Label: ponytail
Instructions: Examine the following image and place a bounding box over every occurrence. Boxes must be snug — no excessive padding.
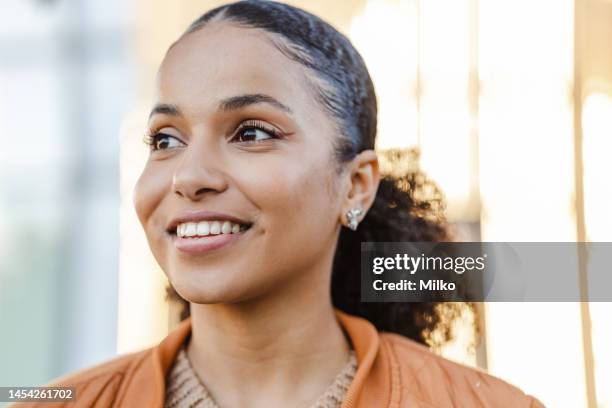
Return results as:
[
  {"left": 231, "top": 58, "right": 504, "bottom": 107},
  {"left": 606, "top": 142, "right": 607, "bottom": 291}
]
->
[{"left": 332, "top": 148, "right": 472, "bottom": 347}]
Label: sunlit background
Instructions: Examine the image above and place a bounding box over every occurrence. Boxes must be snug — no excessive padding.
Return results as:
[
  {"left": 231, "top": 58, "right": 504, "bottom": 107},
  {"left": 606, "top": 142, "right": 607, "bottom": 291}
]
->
[{"left": 1, "top": 0, "right": 611, "bottom": 407}]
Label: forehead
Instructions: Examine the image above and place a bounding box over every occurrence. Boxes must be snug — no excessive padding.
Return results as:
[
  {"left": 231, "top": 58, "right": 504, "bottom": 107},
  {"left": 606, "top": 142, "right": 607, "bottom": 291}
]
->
[{"left": 157, "top": 22, "right": 312, "bottom": 114}]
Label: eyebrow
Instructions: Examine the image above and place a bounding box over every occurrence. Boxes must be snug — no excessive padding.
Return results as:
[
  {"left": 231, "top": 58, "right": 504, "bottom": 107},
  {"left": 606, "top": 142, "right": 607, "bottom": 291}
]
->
[
  {"left": 148, "top": 93, "right": 293, "bottom": 120},
  {"left": 148, "top": 103, "right": 181, "bottom": 119},
  {"left": 219, "top": 94, "right": 293, "bottom": 115}
]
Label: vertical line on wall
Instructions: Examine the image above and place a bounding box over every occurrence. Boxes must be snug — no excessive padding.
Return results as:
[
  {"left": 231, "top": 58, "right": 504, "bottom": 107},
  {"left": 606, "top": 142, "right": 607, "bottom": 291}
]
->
[
  {"left": 573, "top": 0, "right": 598, "bottom": 406},
  {"left": 468, "top": 0, "right": 487, "bottom": 371}
]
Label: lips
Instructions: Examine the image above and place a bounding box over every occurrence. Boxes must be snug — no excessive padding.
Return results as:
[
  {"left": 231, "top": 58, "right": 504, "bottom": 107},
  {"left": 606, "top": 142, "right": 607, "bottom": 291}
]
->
[
  {"left": 172, "top": 229, "right": 248, "bottom": 255},
  {"left": 166, "top": 210, "right": 253, "bottom": 255}
]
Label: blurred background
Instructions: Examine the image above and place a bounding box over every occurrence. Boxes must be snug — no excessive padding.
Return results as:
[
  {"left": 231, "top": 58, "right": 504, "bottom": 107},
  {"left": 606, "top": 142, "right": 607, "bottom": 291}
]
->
[{"left": 0, "top": 0, "right": 611, "bottom": 406}]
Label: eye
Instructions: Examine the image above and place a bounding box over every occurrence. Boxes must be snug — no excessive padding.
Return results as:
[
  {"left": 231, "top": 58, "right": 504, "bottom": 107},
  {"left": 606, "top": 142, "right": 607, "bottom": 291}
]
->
[
  {"left": 144, "top": 132, "right": 185, "bottom": 151},
  {"left": 231, "top": 120, "right": 282, "bottom": 143}
]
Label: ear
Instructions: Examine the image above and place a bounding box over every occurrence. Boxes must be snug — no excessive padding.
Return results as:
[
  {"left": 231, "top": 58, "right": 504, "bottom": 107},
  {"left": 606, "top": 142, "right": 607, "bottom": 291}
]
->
[{"left": 340, "top": 149, "right": 380, "bottom": 228}]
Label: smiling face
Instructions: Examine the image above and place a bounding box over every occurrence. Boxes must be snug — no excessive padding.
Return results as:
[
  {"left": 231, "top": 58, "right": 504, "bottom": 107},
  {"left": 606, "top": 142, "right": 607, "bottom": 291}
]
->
[{"left": 133, "top": 22, "right": 349, "bottom": 304}]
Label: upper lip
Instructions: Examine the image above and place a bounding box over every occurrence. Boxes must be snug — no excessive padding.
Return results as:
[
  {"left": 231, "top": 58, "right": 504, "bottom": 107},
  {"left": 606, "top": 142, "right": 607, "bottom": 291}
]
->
[{"left": 166, "top": 210, "right": 252, "bottom": 233}]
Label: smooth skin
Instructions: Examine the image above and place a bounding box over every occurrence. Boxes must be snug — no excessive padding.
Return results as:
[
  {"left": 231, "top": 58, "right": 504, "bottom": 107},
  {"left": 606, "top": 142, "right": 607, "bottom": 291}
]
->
[{"left": 133, "top": 21, "right": 380, "bottom": 408}]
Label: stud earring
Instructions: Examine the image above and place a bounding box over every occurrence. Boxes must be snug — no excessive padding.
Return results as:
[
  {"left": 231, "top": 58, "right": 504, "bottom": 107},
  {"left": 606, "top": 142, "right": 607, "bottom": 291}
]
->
[{"left": 345, "top": 208, "right": 364, "bottom": 231}]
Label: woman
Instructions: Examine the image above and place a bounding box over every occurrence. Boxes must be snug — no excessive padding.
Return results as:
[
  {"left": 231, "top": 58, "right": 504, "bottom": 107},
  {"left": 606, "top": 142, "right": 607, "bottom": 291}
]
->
[{"left": 17, "top": 1, "right": 543, "bottom": 407}]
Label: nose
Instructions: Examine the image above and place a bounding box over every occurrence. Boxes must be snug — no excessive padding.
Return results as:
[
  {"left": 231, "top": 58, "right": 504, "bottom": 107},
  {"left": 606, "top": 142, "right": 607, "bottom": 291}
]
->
[{"left": 172, "top": 147, "right": 228, "bottom": 201}]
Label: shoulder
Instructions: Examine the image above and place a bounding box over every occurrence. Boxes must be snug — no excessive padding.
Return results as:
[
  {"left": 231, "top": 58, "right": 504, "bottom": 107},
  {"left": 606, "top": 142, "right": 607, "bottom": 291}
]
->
[
  {"left": 50, "top": 348, "right": 151, "bottom": 388},
  {"left": 9, "top": 348, "right": 153, "bottom": 408},
  {"left": 380, "top": 332, "right": 545, "bottom": 407}
]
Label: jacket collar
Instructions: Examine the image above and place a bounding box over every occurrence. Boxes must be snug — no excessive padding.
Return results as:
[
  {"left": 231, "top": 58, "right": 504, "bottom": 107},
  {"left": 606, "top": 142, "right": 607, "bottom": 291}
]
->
[
  {"left": 122, "top": 308, "right": 390, "bottom": 407},
  {"left": 335, "top": 309, "right": 392, "bottom": 408}
]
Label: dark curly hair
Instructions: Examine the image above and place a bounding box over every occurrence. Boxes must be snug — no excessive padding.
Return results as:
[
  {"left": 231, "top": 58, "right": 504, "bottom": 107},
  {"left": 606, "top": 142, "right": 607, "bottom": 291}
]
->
[{"left": 165, "top": 0, "right": 474, "bottom": 349}]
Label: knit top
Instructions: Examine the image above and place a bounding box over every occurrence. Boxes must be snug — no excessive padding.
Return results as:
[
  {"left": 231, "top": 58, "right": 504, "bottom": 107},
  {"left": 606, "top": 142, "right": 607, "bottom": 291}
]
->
[{"left": 164, "top": 345, "right": 358, "bottom": 408}]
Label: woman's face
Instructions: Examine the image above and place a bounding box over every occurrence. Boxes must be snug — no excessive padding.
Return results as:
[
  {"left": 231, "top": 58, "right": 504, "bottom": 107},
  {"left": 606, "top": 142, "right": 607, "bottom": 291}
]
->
[{"left": 133, "top": 22, "right": 348, "bottom": 304}]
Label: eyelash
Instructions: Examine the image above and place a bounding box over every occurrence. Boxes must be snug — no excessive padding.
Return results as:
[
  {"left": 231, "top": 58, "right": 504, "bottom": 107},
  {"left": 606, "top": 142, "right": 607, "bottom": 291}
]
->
[
  {"left": 235, "top": 119, "right": 284, "bottom": 142},
  {"left": 143, "top": 120, "right": 283, "bottom": 151}
]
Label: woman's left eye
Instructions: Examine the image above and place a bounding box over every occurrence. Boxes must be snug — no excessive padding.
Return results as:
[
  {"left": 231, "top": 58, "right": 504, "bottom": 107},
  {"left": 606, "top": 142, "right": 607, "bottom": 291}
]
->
[{"left": 231, "top": 122, "right": 281, "bottom": 143}]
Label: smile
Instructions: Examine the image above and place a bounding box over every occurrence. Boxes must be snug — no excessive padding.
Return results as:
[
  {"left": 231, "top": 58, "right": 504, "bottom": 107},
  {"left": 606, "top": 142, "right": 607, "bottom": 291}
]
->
[
  {"left": 176, "top": 220, "right": 249, "bottom": 237},
  {"left": 171, "top": 220, "right": 252, "bottom": 255}
]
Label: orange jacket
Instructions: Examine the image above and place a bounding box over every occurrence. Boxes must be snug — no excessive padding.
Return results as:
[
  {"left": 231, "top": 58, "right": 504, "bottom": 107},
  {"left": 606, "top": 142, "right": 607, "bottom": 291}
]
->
[{"left": 13, "top": 309, "right": 544, "bottom": 407}]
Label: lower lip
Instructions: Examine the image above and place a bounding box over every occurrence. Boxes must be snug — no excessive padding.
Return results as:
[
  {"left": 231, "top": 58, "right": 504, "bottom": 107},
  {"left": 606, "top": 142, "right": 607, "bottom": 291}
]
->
[{"left": 172, "top": 230, "right": 247, "bottom": 255}]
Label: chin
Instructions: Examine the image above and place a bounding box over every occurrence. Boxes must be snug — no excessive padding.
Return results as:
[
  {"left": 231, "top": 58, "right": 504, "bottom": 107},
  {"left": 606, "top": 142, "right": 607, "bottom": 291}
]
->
[
  {"left": 171, "top": 280, "right": 240, "bottom": 304},
  {"left": 168, "top": 266, "right": 265, "bottom": 305}
]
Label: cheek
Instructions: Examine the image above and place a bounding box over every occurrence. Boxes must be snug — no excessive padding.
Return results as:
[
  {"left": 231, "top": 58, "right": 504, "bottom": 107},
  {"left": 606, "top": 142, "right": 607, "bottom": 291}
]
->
[
  {"left": 133, "top": 163, "right": 170, "bottom": 234},
  {"left": 245, "top": 155, "right": 339, "bottom": 248}
]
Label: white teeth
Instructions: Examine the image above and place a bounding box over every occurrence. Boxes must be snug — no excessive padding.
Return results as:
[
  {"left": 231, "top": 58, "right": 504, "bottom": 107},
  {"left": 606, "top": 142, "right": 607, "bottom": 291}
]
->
[
  {"left": 185, "top": 222, "right": 196, "bottom": 237},
  {"left": 176, "top": 220, "right": 248, "bottom": 237},
  {"left": 196, "top": 221, "right": 210, "bottom": 236},
  {"left": 210, "top": 221, "right": 221, "bottom": 235}
]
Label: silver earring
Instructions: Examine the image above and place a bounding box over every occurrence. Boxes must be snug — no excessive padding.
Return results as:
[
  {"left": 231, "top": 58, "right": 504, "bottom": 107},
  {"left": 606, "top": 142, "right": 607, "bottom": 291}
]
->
[{"left": 346, "top": 208, "right": 364, "bottom": 231}]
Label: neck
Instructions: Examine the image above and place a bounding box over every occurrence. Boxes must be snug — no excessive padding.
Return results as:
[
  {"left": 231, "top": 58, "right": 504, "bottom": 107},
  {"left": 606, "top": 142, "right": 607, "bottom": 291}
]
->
[{"left": 186, "top": 265, "right": 351, "bottom": 407}]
